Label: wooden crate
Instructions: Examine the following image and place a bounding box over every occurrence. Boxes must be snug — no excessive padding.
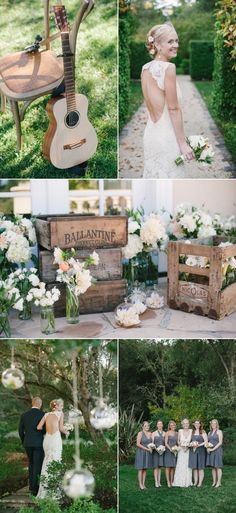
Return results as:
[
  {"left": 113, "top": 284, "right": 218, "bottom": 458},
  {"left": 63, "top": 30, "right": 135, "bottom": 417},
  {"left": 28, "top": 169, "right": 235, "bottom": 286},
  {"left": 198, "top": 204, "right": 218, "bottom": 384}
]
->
[
  {"left": 47, "top": 280, "right": 127, "bottom": 317},
  {"left": 35, "top": 214, "right": 128, "bottom": 250},
  {"left": 39, "top": 248, "right": 123, "bottom": 283},
  {"left": 167, "top": 237, "right": 236, "bottom": 320}
]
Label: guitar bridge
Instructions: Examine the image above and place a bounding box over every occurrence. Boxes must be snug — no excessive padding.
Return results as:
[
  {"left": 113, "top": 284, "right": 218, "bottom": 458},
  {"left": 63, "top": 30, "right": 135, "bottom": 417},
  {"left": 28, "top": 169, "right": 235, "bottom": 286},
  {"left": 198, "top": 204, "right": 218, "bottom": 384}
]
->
[{"left": 63, "top": 139, "right": 86, "bottom": 150}]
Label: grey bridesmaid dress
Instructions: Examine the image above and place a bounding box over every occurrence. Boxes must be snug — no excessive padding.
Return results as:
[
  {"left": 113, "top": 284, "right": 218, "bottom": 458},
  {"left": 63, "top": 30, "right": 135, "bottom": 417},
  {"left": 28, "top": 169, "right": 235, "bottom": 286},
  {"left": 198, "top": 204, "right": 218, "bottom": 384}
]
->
[
  {"left": 164, "top": 433, "right": 178, "bottom": 468},
  {"left": 188, "top": 433, "right": 206, "bottom": 469},
  {"left": 135, "top": 431, "right": 153, "bottom": 469},
  {"left": 153, "top": 431, "right": 165, "bottom": 468},
  {"left": 206, "top": 431, "right": 223, "bottom": 468}
]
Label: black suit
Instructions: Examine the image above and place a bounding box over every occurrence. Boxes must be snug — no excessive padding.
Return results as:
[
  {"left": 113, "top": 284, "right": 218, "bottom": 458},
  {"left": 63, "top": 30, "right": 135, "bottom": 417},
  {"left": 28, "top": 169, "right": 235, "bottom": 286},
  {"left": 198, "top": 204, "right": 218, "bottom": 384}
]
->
[{"left": 19, "top": 408, "right": 45, "bottom": 495}]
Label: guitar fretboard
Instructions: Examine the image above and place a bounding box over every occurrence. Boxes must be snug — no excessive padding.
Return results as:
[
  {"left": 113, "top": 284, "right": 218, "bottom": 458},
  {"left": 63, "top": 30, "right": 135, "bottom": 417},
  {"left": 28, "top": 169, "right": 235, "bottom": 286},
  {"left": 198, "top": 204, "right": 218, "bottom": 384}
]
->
[{"left": 61, "top": 32, "right": 76, "bottom": 113}]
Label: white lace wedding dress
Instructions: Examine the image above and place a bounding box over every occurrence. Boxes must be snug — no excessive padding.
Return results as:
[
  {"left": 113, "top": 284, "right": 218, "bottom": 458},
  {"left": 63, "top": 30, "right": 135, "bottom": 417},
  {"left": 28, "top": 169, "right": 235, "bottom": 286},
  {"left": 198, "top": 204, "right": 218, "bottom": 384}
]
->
[
  {"left": 37, "top": 411, "right": 63, "bottom": 498},
  {"left": 172, "top": 429, "right": 192, "bottom": 487},
  {"left": 142, "top": 60, "right": 182, "bottom": 178}
]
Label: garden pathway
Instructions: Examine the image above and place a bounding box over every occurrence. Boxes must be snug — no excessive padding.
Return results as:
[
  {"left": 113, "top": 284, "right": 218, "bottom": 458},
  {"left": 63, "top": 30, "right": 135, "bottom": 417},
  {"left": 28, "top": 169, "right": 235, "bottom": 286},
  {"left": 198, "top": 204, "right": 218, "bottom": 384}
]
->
[
  {"left": 119, "top": 75, "right": 236, "bottom": 179},
  {"left": 0, "top": 486, "right": 34, "bottom": 512}
]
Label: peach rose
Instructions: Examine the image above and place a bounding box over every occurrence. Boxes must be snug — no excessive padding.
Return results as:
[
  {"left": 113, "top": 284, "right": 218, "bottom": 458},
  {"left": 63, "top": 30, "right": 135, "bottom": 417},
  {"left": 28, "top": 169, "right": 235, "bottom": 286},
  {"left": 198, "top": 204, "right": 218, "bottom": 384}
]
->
[{"left": 59, "top": 262, "right": 70, "bottom": 272}]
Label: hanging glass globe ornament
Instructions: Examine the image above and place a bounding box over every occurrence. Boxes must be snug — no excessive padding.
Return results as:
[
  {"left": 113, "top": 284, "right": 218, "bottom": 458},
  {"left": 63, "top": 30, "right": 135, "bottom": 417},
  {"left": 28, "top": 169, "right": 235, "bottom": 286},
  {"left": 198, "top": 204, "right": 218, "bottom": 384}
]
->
[
  {"left": 63, "top": 466, "right": 95, "bottom": 498},
  {"left": 1, "top": 365, "right": 25, "bottom": 390},
  {"left": 68, "top": 407, "right": 84, "bottom": 425},
  {"left": 90, "top": 399, "right": 117, "bottom": 430}
]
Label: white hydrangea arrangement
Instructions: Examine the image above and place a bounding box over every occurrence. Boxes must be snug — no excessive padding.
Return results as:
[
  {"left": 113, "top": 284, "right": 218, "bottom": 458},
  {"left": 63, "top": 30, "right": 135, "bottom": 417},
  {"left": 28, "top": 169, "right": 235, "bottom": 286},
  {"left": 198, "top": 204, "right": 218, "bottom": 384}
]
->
[
  {"left": 8, "top": 267, "right": 40, "bottom": 300},
  {"left": 27, "top": 283, "right": 60, "bottom": 307},
  {"left": 0, "top": 215, "right": 36, "bottom": 276},
  {"left": 167, "top": 204, "right": 217, "bottom": 240}
]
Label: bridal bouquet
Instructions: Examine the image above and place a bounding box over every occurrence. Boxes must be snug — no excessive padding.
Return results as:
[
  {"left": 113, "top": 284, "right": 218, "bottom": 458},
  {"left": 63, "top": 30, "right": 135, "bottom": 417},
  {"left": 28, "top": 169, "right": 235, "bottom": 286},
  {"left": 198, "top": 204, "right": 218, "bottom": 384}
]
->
[
  {"left": 180, "top": 441, "right": 190, "bottom": 452},
  {"left": 156, "top": 445, "right": 166, "bottom": 455},
  {"left": 204, "top": 441, "right": 214, "bottom": 453},
  {"left": 175, "top": 135, "right": 214, "bottom": 166},
  {"left": 0, "top": 215, "right": 36, "bottom": 278},
  {"left": 64, "top": 423, "right": 74, "bottom": 437},
  {"left": 189, "top": 441, "right": 199, "bottom": 453},
  {"left": 171, "top": 445, "right": 181, "bottom": 457},
  {"left": 147, "top": 443, "right": 156, "bottom": 453}
]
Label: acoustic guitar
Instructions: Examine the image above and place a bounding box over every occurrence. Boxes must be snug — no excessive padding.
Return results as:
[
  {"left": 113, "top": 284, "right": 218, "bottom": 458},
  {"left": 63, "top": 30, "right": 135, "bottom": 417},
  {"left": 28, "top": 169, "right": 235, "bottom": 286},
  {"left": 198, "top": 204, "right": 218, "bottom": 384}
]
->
[{"left": 43, "top": 4, "right": 97, "bottom": 169}]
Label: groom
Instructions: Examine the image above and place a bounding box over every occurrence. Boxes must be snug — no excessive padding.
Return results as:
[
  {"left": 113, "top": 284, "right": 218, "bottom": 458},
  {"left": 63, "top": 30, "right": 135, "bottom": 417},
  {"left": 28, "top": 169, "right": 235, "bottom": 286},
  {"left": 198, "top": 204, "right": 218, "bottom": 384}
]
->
[{"left": 18, "top": 396, "right": 45, "bottom": 496}]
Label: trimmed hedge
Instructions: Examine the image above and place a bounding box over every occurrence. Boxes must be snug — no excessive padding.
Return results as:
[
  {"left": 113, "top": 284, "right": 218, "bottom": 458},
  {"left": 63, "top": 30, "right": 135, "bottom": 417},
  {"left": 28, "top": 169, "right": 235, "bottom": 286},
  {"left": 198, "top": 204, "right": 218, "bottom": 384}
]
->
[
  {"left": 130, "top": 40, "right": 150, "bottom": 79},
  {"left": 189, "top": 40, "right": 214, "bottom": 80},
  {"left": 119, "top": 17, "right": 130, "bottom": 130},
  {"left": 212, "top": 31, "right": 236, "bottom": 122}
]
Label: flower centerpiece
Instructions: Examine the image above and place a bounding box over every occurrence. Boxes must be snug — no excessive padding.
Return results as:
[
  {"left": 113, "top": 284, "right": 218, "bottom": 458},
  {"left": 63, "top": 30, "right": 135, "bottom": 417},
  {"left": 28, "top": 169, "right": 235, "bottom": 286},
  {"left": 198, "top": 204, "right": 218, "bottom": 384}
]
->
[
  {"left": 122, "top": 208, "right": 168, "bottom": 289},
  {"left": 54, "top": 248, "right": 99, "bottom": 324},
  {"left": 0, "top": 278, "right": 23, "bottom": 337},
  {"left": 0, "top": 215, "right": 36, "bottom": 279},
  {"left": 8, "top": 267, "right": 40, "bottom": 320},
  {"left": 27, "top": 283, "right": 60, "bottom": 335},
  {"left": 167, "top": 204, "right": 217, "bottom": 241},
  {"left": 175, "top": 135, "right": 214, "bottom": 166}
]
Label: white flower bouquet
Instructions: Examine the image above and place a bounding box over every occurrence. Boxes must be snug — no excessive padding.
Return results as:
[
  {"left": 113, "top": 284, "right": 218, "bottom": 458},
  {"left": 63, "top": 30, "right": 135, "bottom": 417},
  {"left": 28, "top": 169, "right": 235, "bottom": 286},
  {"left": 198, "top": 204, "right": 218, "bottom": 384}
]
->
[
  {"left": 168, "top": 204, "right": 216, "bottom": 240},
  {"left": 115, "top": 305, "right": 140, "bottom": 328},
  {"left": 180, "top": 441, "right": 190, "bottom": 452},
  {"left": 171, "top": 445, "right": 181, "bottom": 456},
  {"left": 27, "top": 283, "right": 60, "bottom": 307},
  {"left": 0, "top": 278, "right": 23, "bottom": 337},
  {"left": 8, "top": 267, "right": 40, "bottom": 319},
  {"left": 54, "top": 247, "right": 99, "bottom": 296},
  {"left": 204, "top": 441, "right": 214, "bottom": 453},
  {"left": 189, "top": 441, "right": 199, "bottom": 453},
  {"left": 156, "top": 445, "right": 166, "bottom": 455},
  {"left": 64, "top": 423, "right": 74, "bottom": 437},
  {"left": 146, "top": 292, "right": 164, "bottom": 309},
  {"left": 175, "top": 135, "right": 214, "bottom": 166},
  {"left": 147, "top": 443, "right": 156, "bottom": 452},
  {"left": 0, "top": 215, "right": 36, "bottom": 278}
]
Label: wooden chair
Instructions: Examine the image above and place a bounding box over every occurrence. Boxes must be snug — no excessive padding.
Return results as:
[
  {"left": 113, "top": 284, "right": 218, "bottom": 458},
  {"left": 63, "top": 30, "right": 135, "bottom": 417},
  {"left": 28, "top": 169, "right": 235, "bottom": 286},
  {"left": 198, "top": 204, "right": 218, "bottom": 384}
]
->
[{"left": 0, "top": 0, "right": 94, "bottom": 151}]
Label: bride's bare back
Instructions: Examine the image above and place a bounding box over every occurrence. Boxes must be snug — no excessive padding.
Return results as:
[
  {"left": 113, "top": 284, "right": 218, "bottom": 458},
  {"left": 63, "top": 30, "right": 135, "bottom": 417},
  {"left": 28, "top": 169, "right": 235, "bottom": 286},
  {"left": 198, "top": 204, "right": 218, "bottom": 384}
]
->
[
  {"left": 45, "top": 412, "right": 61, "bottom": 434},
  {"left": 141, "top": 69, "right": 165, "bottom": 123}
]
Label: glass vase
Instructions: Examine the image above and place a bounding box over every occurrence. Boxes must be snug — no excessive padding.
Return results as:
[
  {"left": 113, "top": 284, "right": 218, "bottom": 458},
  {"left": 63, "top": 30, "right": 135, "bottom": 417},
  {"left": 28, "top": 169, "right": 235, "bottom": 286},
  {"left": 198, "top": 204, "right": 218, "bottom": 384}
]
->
[
  {"left": 123, "top": 251, "right": 158, "bottom": 290},
  {"left": 66, "top": 285, "right": 79, "bottom": 324},
  {"left": 18, "top": 299, "right": 32, "bottom": 321},
  {"left": 0, "top": 311, "right": 11, "bottom": 338},
  {"left": 40, "top": 306, "right": 56, "bottom": 335}
]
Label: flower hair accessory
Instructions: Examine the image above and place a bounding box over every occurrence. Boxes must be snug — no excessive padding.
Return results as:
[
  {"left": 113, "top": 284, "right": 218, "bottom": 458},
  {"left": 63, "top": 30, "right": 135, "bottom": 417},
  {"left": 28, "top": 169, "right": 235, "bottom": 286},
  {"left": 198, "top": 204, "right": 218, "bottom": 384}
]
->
[{"left": 148, "top": 35, "right": 154, "bottom": 43}]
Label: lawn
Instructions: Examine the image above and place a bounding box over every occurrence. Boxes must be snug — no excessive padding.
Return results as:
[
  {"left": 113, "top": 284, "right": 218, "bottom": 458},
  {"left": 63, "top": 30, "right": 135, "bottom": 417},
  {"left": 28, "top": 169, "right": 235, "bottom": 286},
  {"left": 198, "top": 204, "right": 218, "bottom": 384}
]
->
[
  {"left": 119, "top": 464, "right": 236, "bottom": 513},
  {"left": 0, "top": 0, "right": 117, "bottom": 178},
  {"left": 195, "top": 80, "right": 236, "bottom": 166}
]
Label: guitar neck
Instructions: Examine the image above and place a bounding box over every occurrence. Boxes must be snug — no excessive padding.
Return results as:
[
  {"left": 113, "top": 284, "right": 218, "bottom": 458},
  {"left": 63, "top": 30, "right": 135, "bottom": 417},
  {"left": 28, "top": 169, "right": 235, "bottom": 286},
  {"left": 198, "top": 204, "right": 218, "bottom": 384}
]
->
[{"left": 61, "top": 32, "right": 76, "bottom": 112}]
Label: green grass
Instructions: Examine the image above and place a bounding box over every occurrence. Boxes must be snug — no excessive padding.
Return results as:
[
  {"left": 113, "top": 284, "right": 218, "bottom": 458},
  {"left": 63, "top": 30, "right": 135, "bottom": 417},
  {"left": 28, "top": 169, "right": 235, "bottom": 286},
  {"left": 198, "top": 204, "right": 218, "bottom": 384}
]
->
[
  {"left": 120, "top": 464, "right": 236, "bottom": 513},
  {"left": 0, "top": 0, "right": 117, "bottom": 178},
  {"left": 195, "top": 80, "right": 236, "bottom": 166}
]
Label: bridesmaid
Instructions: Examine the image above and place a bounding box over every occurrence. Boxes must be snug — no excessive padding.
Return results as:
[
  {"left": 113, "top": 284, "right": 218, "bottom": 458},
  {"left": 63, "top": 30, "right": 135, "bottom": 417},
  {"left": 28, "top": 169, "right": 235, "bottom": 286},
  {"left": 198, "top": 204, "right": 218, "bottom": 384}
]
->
[
  {"left": 206, "top": 419, "right": 223, "bottom": 488},
  {"left": 188, "top": 419, "right": 207, "bottom": 487},
  {"left": 135, "top": 421, "right": 153, "bottom": 490},
  {"left": 152, "top": 420, "right": 166, "bottom": 488},
  {"left": 164, "top": 420, "right": 178, "bottom": 488}
]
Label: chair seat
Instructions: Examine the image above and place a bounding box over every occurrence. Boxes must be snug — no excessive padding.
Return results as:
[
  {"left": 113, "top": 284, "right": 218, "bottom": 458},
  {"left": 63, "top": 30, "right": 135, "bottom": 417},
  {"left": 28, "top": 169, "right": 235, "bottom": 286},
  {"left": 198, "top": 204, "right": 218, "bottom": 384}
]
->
[{"left": 0, "top": 49, "right": 63, "bottom": 100}]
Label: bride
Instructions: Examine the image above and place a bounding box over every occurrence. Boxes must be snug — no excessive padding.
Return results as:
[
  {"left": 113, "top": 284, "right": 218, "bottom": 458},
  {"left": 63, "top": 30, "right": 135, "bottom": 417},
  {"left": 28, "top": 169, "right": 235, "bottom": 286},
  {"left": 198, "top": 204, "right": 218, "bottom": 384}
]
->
[
  {"left": 172, "top": 418, "right": 192, "bottom": 487},
  {"left": 141, "top": 22, "right": 194, "bottom": 178},
  {"left": 36, "top": 398, "right": 68, "bottom": 498}
]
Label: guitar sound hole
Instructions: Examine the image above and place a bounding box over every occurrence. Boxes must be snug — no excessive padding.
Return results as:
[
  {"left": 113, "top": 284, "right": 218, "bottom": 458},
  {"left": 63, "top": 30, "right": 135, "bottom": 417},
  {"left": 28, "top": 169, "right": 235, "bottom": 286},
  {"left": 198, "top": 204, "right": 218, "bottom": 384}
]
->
[{"left": 65, "top": 110, "right": 80, "bottom": 128}]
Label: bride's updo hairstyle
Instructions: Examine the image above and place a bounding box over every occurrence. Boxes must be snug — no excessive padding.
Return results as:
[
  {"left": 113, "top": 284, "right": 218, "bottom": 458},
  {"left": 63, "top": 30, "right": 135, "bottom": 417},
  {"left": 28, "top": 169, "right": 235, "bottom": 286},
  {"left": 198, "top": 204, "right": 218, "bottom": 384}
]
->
[
  {"left": 50, "top": 398, "right": 64, "bottom": 410},
  {"left": 146, "top": 22, "right": 175, "bottom": 57}
]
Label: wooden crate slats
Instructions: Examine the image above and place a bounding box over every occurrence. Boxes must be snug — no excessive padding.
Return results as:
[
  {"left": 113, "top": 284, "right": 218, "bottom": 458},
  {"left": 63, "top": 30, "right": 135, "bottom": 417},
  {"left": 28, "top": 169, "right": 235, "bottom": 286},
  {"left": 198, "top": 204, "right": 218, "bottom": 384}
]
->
[
  {"left": 35, "top": 215, "right": 128, "bottom": 250},
  {"left": 167, "top": 238, "right": 236, "bottom": 320},
  {"left": 39, "top": 248, "right": 123, "bottom": 283},
  {"left": 47, "top": 279, "right": 127, "bottom": 317}
]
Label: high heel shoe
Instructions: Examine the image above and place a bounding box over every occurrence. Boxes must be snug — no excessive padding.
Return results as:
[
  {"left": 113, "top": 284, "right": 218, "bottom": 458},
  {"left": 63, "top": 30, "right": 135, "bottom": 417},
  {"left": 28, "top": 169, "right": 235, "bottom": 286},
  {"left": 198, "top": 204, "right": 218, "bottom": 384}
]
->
[
  {"left": 215, "top": 483, "right": 221, "bottom": 488},
  {"left": 212, "top": 483, "right": 216, "bottom": 487}
]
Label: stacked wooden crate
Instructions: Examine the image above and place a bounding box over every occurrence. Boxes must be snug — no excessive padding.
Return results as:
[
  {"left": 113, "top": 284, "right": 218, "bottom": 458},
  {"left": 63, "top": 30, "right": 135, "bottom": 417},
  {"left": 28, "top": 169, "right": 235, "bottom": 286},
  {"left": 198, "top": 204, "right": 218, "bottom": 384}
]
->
[{"left": 35, "top": 215, "right": 128, "bottom": 317}]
